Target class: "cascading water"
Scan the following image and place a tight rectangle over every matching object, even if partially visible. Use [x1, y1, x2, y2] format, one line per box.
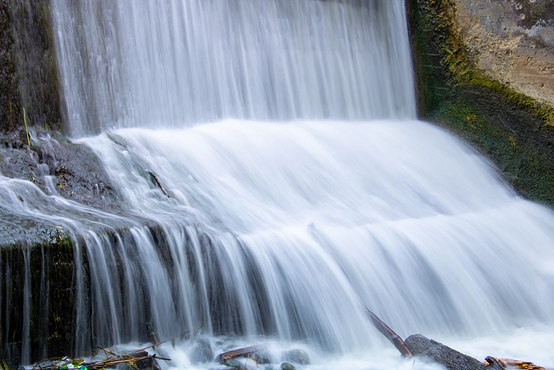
[52, 0, 415, 136]
[1, 0, 553, 368]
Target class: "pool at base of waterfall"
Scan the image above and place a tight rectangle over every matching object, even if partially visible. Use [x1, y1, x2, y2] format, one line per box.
[67, 325, 554, 370]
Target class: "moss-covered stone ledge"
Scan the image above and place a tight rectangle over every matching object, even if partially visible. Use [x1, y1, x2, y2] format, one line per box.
[0, 220, 211, 366]
[0, 133, 123, 363]
[0, 228, 76, 365]
[0, 130, 121, 211]
[407, 0, 554, 207]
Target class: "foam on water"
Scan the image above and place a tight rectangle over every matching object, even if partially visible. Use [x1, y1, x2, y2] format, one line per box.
[77, 119, 554, 367]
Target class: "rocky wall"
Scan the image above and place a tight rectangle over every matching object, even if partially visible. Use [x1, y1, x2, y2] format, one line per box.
[0, 0, 61, 138]
[455, 0, 554, 112]
[0, 0, 18, 134]
[407, 0, 554, 207]
[0, 231, 77, 365]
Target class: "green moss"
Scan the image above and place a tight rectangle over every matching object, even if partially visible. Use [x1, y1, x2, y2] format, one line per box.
[465, 72, 554, 125]
[408, 0, 554, 207]
[432, 99, 554, 205]
[407, 0, 458, 114]
[1, 227, 77, 362]
[415, 0, 554, 126]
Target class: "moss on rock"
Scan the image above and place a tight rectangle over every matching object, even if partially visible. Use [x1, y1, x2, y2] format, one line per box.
[1, 0, 61, 135]
[407, 0, 554, 207]
[0, 229, 77, 363]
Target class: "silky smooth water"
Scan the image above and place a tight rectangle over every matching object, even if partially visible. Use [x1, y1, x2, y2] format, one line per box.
[52, 0, 415, 136]
[3, 0, 553, 367]
[78, 120, 554, 368]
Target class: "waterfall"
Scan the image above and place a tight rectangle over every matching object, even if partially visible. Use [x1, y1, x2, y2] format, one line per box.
[1, 0, 553, 367]
[52, 0, 415, 136]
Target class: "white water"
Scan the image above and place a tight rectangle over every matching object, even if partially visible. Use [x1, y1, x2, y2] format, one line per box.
[3, 0, 553, 367]
[78, 120, 554, 368]
[52, 0, 414, 136]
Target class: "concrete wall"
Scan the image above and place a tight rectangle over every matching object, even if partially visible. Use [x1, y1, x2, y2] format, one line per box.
[406, 0, 554, 206]
[454, 0, 554, 111]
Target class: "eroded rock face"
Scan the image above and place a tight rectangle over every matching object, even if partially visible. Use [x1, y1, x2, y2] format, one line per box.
[454, 0, 554, 110]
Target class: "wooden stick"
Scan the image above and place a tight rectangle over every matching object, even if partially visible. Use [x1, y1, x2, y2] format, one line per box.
[146, 170, 170, 198]
[365, 307, 413, 357]
[96, 346, 118, 357]
[137, 327, 197, 352]
[218, 345, 264, 362]
[485, 356, 547, 370]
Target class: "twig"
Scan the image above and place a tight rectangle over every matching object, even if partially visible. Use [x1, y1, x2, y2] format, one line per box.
[96, 346, 118, 357]
[137, 326, 199, 352]
[146, 170, 170, 198]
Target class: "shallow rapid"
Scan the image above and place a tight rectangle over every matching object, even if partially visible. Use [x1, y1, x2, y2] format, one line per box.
[78, 120, 554, 368]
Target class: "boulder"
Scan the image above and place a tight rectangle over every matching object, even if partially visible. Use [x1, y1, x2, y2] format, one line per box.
[280, 362, 296, 370]
[281, 349, 310, 365]
[405, 334, 488, 370]
[189, 337, 214, 364]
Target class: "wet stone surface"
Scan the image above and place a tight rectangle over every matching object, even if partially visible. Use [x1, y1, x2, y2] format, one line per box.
[0, 131, 120, 209]
[405, 334, 488, 370]
[0, 130, 122, 246]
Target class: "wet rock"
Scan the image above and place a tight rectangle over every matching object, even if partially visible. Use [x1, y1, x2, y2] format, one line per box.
[250, 349, 273, 365]
[126, 350, 162, 370]
[407, 0, 554, 207]
[223, 357, 258, 369]
[0, 133, 121, 212]
[281, 349, 310, 366]
[280, 362, 296, 370]
[405, 334, 487, 370]
[190, 337, 214, 364]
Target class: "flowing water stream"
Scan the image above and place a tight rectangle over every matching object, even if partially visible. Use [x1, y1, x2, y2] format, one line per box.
[2, 0, 554, 368]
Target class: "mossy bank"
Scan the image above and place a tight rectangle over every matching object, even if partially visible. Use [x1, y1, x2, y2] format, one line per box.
[406, 0, 554, 207]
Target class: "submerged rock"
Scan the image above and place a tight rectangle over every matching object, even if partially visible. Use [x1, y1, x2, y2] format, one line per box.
[281, 349, 310, 366]
[250, 349, 273, 365]
[280, 362, 296, 370]
[405, 334, 487, 370]
[189, 337, 214, 364]
[222, 357, 258, 369]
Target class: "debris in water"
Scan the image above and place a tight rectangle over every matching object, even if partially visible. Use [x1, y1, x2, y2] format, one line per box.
[365, 307, 413, 357]
[145, 169, 170, 198]
[29, 348, 167, 370]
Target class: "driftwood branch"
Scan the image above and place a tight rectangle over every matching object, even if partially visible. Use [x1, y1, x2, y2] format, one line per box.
[31, 351, 168, 370]
[485, 356, 548, 370]
[97, 346, 118, 357]
[217, 345, 265, 362]
[146, 170, 170, 198]
[365, 307, 413, 357]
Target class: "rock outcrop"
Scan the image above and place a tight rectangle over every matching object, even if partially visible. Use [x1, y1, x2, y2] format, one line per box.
[455, 0, 554, 111]
[407, 0, 554, 207]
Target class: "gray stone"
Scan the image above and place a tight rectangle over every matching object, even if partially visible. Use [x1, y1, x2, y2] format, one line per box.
[405, 334, 488, 370]
[280, 362, 296, 370]
[190, 337, 214, 364]
[281, 349, 310, 365]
